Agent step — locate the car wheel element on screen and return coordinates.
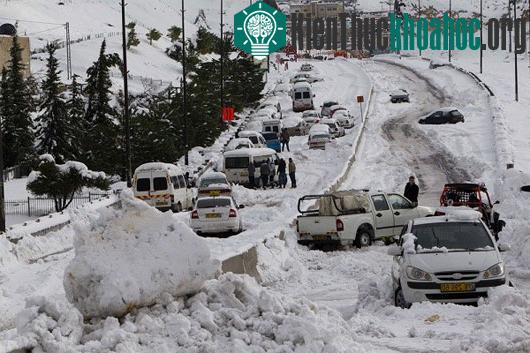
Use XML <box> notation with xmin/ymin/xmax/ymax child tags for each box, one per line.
<box><xmin>355</xmin><ymin>230</ymin><xmax>372</xmax><ymax>248</ymax></box>
<box><xmin>391</xmin><ymin>99</ymin><xmax>396</xmax><ymax>103</ymax></box>
<box><xmin>395</xmin><ymin>287</ymin><xmax>411</xmax><ymax>309</ymax></box>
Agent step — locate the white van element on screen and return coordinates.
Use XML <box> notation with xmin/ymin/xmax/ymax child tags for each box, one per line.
<box><xmin>262</xmin><ymin>119</ymin><xmax>283</xmax><ymax>134</ymax></box>
<box><xmin>238</xmin><ymin>131</ymin><xmax>267</xmax><ymax>148</ymax></box>
<box><xmin>223</xmin><ymin>148</ymin><xmax>279</xmax><ymax>186</ymax></box>
<box><xmin>292</xmin><ymin>82</ymin><xmax>315</xmax><ymax>112</ymax></box>
<box><xmin>308</xmin><ymin>124</ymin><xmax>332</xmax><ymax>150</ymax></box>
<box><xmin>133</xmin><ymin>162</ymin><xmax>194</xmax><ymax>212</ymax></box>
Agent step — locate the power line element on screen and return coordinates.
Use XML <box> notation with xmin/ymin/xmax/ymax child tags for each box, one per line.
<box><xmin>26</xmin><ymin>25</ymin><xmax>66</xmax><ymax>36</ymax></box>
<box><xmin>0</xmin><ymin>16</ymin><xmax>65</xmax><ymax>26</ymax></box>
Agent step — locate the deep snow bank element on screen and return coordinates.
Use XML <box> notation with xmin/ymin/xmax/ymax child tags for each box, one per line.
<box><xmin>63</xmin><ymin>191</ymin><xmax>219</xmax><ymax>318</ymax></box>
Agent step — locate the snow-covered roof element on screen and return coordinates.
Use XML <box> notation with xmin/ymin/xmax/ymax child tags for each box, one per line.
<box><xmin>223</xmin><ymin>147</ymin><xmax>277</xmax><ymax>158</ymax></box>
<box><xmin>283</xmin><ymin>117</ymin><xmax>303</xmax><ymax>128</ymax></box>
<box><xmin>134</xmin><ymin>162</ymin><xmax>183</xmax><ymax>174</ymax></box>
<box><xmin>413</xmin><ymin>212</ymin><xmax>481</xmax><ymax>225</ymax></box>
<box><xmin>239</xmin><ymin>130</ymin><xmax>264</xmax><ymax>138</ymax></box>
<box><xmin>199</xmin><ymin>171</ymin><xmax>227</xmax><ymax>181</ymax></box>
<box><xmin>309</xmin><ymin>124</ymin><xmax>330</xmax><ymax>134</ymax></box>
<box><xmin>438</xmin><ymin>107</ymin><xmax>461</xmax><ymax>112</ymax></box>
<box><xmin>321</xmin><ymin>118</ymin><xmax>338</xmax><ymax>124</ymax></box>
<box><xmin>329</xmin><ymin>105</ymin><xmax>347</xmax><ymax>111</ymax></box>
<box><xmin>293</xmin><ymin>81</ymin><xmax>311</xmax><ymax>89</ymax></box>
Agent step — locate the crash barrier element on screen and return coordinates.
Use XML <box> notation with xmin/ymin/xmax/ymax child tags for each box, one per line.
<box><xmin>381</xmin><ymin>56</ymin><xmax>515</xmax><ymax>173</ymax></box>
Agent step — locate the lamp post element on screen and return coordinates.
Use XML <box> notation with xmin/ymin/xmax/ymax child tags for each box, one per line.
<box><xmin>448</xmin><ymin>0</ymin><xmax>452</xmax><ymax>62</ymax></box>
<box><xmin>181</xmin><ymin>0</ymin><xmax>189</xmax><ymax>165</ymax></box>
<box><xmin>480</xmin><ymin>0</ymin><xmax>483</xmax><ymax>73</ymax></box>
<box><xmin>121</xmin><ymin>0</ymin><xmax>132</xmax><ymax>187</ymax></box>
<box><xmin>418</xmin><ymin>0</ymin><xmax>421</xmax><ymax>56</ymax></box>
<box><xmin>512</xmin><ymin>0</ymin><xmax>518</xmax><ymax>101</ymax></box>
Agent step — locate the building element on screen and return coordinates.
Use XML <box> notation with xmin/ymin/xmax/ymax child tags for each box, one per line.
<box><xmin>290</xmin><ymin>1</ymin><xmax>345</xmax><ymax>19</ymax></box>
<box><xmin>0</xmin><ymin>35</ymin><xmax>31</xmax><ymax>79</ymax></box>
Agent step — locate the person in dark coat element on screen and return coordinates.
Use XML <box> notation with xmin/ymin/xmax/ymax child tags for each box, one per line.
<box><xmin>288</xmin><ymin>158</ymin><xmax>297</xmax><ymax>188</ymax></box>
<box><xmin>260</xmin><ymin>161</ymin><xmax>270</xmax><ymax>189</ymax></box>
<box><xmin>247</xmin><ymin>162</ymin><xmax>256</xmax><ymax>188</ymax></box>
<box><xmin>404</xmin><ymin>176</ymin><xmax>419</xmax><ymax>206</ymax></box>
<box><xmin>278</xmin><ymin>158</ymin><xmax>287</xmax><ymax>188</ymax></box>
<box><xmin>281</xmin><ymin>129</ymin><xmax>290</xmax><ymax>152</ymax></box>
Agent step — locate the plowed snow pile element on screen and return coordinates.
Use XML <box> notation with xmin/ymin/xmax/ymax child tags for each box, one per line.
<box><xmin>64</xmin><ymin>191</ymin><xmax>219</xmax><ymax>318</ymax></box>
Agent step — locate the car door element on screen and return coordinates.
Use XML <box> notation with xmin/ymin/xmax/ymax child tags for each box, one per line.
<box><xmin>427</xmin><ymin>111</ymin><xmax>443</xmax><ymax>124</ymax></box>
<box><xmin>370</xmin><ymin>194</ymin><xmax>395</xmax><ymax>238</ymax></box>
<box><xmin>386</xmin><ymin>194</ymin><xmax>418</xmax><ymax>236</ymax></box>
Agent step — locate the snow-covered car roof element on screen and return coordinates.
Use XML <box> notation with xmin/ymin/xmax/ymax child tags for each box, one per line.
<box><xmin>390</xmin><ymin>89</ymin><xmax>408</xmax><ymax>96</ymax></box>
<box><xmin>333</xmin><ymin>110</ymin><xmax>351</xmax><ymax>118</ymax></box>
<box><xmin>134</xmin><ymin>162</ymin><xmax>183</xmax><ymax>174</ymax></box>
<box><xmin>262</xmin><ymin>119</ymin><xmax>282</xmax><ymax>125</ymax></box>
<box><xmin>437</xmin><ymin>107</ymin><xmax>461</xmax><ymax>112</ymax></box>
<box><xmin>223</xmin><ymin>147</ymin><xmax>277</xmax><ymax>158</ymax></box>
<box><xmin>293</xmin><ymin>81</ymin><xmax>311</xmax><ymax>88</ymax></box>
<box><xmin>283</xmin><ymin>117</ymin><xmax>303</xmax><ymax>128</ymax></box>
<box><xmin>329</xmin><ymin>105</ymin><xmax>347</xmax><ymax>111</ymax></box>
<box><xmin>226</xmin><ymin>138</ymin><xmax>254</xmax><ymax>150</ymax></box>
<box><xmin>413</xmin><ymin>212</ymin><xmax>482</xmax><ymax>226</ymax></box>
<box><xmin>239</xmin><ymin>130</ymin><xmax>264</xmax><ymax>138</ymax></box>
<box><xmin>302</xmin><ymin>110</ymin><xmax>319</xmax><ymax>116</ymax></box>
<box><xmin>309</xmin><ymin>124</ymin><xmax>330</xmax><ymax>134</ymax></box>
<box><xmin>199</xmin><ymin>172</ymin><xmax>227</xmax><ymax>181</ymax></box>
<box><xmin>321</xmin><ymin>118</ymin><xmax>338</xmax><ymax>124</ymax></box>
<box><xmin>242</xmin><ymin>121</ymin><xmax>263</xmax><ymax>132</ymax></box>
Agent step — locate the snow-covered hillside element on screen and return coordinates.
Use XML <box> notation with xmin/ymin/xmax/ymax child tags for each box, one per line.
<box><xmin>2</xmin><ymin>0</ymin><xmax>248</xmax><ymax>91</ymax></box>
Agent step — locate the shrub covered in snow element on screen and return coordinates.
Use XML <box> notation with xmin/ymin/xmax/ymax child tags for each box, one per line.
<box><xmin>63</xmin><ymin>191</ymin><xmax>220</xmax><ymax>318</ymax></box>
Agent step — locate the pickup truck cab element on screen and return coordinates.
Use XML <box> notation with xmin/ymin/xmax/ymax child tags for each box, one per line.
<box><xmin>296</xmin><ymin>190</ymin><xmax>433</xmax><ymax>248</ymax></box>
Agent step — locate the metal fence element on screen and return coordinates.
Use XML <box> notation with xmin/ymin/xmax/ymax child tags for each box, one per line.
<box><xmin>5</xmin><ymin>193</ymin><xmax>110</xmax><ymax>217</ymax></box>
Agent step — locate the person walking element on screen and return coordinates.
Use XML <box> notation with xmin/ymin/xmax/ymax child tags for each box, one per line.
<box><xmin>260</xmin><ymin>161</ymin><xmax>270</xmax><ymax>189</ymax></box>
<box><xmin>404</xmin><ymin>176</ymin><xmax>419</xmax><ymax>206</ymax></box>
<box><xmin>281</xmin><ymin>129</ymin><xmax>290</xmax><ymax>152</ymax></box>
<box><xmin>278</xmin><ymin>158</ymin><xmax>287</xmax><ymax>188</ymax></box>
<box><xmin>247</xmin><ymin>162</ymin><xmax>256</xmax><ymax>188</ymax></box>
<box><xmin>288</xmin><ymin>158</ymin><xmax>297</xmax><ymax>188</ymax></box>
<box><xmin>268</xmin><ymin>158</ymin><xmax>276</xmax><ymax>187</ymax></box>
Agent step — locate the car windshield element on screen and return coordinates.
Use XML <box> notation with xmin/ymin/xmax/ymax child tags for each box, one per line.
<box><xmin>411</xmin><ymin>222</ymin><xmax>494</xmax><ymax>251</ymax></box>
<box><xmin>246</xmin><ymin>136</ymin><xmax>258</xmax><ymax>144</ymax></box>
<box><xmin>200</xmin><ymin>178</ymin><xmax>227</xmax><ymax>187</ymax></box>
<box><xmin>197</xmin><ymin>198</ymin><xmax>231</xmax><ymax>208</ymax></box>
<box><xmin>225</xmin><ymin>157</ymin><xmax>249</xmax><ymax>169</ymax></box>
<box><xmin>311</xmin><ymin>134</ymin><xmax>329</xmax><ymax>140</ymax></box>
<box><xmin>262</xmin><ymin>132</ymin><xmax>279</xmax><ymax>140</ymax></box>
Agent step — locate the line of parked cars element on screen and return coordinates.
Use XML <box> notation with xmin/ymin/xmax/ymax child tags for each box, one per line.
<box><xmin>305</xmin><ymin>100</ymin><xmax>356</xmax><ymax>150</ymax></box>
<box><xmin>295</xmin><ymin>182</ymin><xmax>509</xmax><ymax>308</ymax></box>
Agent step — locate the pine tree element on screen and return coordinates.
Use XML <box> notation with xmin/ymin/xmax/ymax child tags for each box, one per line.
<box><xmin>146</xmin><ymin>28</ymin><xmax>162</xmax><ymax>45</ymax></box>
<box><xmin>0</xmin><ymin>68</ymin><xmax>8</xmax><ymax>165</ymax></box>
<box><xmin>83</xmin><ymin>40</ymin><xmax>119</xmax><ymax>174</ymax></box>
<box><xmin>167</xmin><ymin>26</ymin><xmax>182</xmax><ymax>43</ymax></box>
<box><xmin>2</xmin><ymin>35</ymin><xmax>35</xmax><ymax>168</ymax></box>
<box><xmin>126</xmin><ymin>22</ymin><xmax>140</xmax><ymax>49</ymax></box>
<box><xmin>66</xmin><ymin>75</ymin><xmax>85</xmax><ymax>159</ymax></box>
<box><xmin>35</xmin><ymin>43</ymin><xmax>71</xmax><ymax>162</ymax></box>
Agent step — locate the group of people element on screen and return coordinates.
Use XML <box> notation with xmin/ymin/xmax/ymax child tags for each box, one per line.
<box><xmin>247</xmin><ymin>158</ymin><xmax>297</xmax><ymax>189</ymax></box>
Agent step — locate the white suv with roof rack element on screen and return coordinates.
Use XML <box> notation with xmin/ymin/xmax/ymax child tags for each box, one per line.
<box><xmin>388</xmin><ymin>214</ymin><xmax>509</xmax><ymax>308</ymax></box>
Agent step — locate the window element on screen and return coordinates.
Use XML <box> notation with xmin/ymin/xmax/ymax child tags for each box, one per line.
<box><xmin>371</xmin><ymin>195</ymin><xmax>390</xmax><ymax>211</ymax></box>
<box><xmin>248</xmin><ymin>136</ymin><xmax>259</xmax><ymax>144</ymax></box>
<box><xmin>197</xmin><ymin>198</ymin><xmax>231</xmax><ymax>208</ymax></box>
<box><xmin>153</xmin><ymin>177</ymin><xmax>168</xmax><ymax>191</ymax></box>
<box><xmin>171</xmin><ymin>176</ymin><xmax>180</xmax><ymax>189</ymax></box>
<box><xmin>451</xmin><ymin>110</ymin><xmax>462</xmax><ymax>116</ymax></box>
<box><xmin>178</xmin><ymin>175</ymin><xmax>187</xmax><ymax>188</ymax></box>
<box><xmin>200</xmin><ymin>178</ymin><xmax>227</xmax><ymax>188</ymax></box>
<box><xmin>225</xmin><ymin>157</ymin><xmax>249</xmax><ymax>169</ymax></box>
<box><xmin>303</xmin><ymin>92</ymin><xmax>310</xmax><ymax>99</ymax></box>
<box><xmin>387</xmin><ymin>194</ymin><xmax>413</xmax><ymax>209</ymax></box>
<box><xmin>411</xmin><ymin>222</ymin><xmax>493</xmax><ymax>250</ymax></box>
<box><xmin>295</xmin><ymin>92</ymin><xmax>302</xmax><ymax>99</ymax></box>
<box><xmin>136</xmin><ymin>178</ymin><xmax>150</xmax><ymax>192</ymax></box>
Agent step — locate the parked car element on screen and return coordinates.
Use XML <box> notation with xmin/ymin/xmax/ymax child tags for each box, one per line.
<box><xmin>307</xmin><ymin>124</ymin><xmax>332</xmax><ymax>150</ymax></box>
<box><xmin>259</xmin><ymin>97</ymin><xmax>282</xmax><ymax>118</ymax></box>
<box><xmin>262</xmin><ymin>119</ymin><xmax>283</xmax><ymax>134</ymax></box>
<box><xmin>133</xmin><ymin>162</ymin><xmax>194</xmax><ymax>212</ymax></box>
<box><xmin>292</xmin><ymin>82</ymin><xmax>315</xmax><ymax>112</ymax></box>
<box><xmin>290</xmin><ymin>73</ymin><xmax>322</xmax><ymax>84</ymax></box>
<box><xmin>296</xmin><ymin>191</ymin><xmax>433</xmax><ymax>248</ymax></box>
<box><xmin>390</xmin><ymin>89</ymin><xmax>410</xmax><ymax>103</ymax></box>
<box><xmin>419</xmin><ymin>108</ymin><xmax>465</xmax><ymax>124</ymax></box>
<box><xmin>223</xmin><ymin>147</ymin><xmax>279</xmax><ymax>186</ymax></box>
<box><xmin>437</xmin><ymin>183</ymin><xmax>505</xmax><ymax>239</ymax></box>
<box><xmin>262</xmin><ymin>131</ymin><xmax>281</xmax><ymax>152</ymax></box>
<box><xmin>333</xmin><ymin>110</ymin><xmax>355</xmax><ymax>129</ymax></box>
<box><xmin>388</xmin><ymin>214</ymin><xmax>509</xmax><ymax>308</ymax></box>
<box><xmin>190</xmin><ymin>196</ymin><xmax>244</xmax><ymax>235</ymax></box>
<box><xmin>238</xmin><ymin>131</ymin><xmax>267</xmax><ymax>148</ymax></box>
<box><xmin>283</xmin><ymin>116</ymin><xmax>309</xmax><ymax>136</ymax></box>
<box><xmin>226</xmin><ymin>138</ymin><xmax>255</xmax><ymax>151</ymax></box>
<box><xmin>321</xmin><ymin>101</ymin><xmax>339</xmax><ymax>117</ymax></box>
<box><xmin>300</xmin><ymin>63</ymin><xmax>313</xmax><ymax>72</ymax></box>
<box><xmin>197</xmin><ymin>172</ymin><xmax>232</xmax><ymax>197</ymax></box>
<box><xmin>328</xmin><ymin>104</ymin><xmax>348</xmax><ymax>118</ymax></box>
<box><xmin>302</xmin><ymin>110</ymin><xmax>321</xmax><ymax>127</ymax></box>
<box><xmin>320</xmin><ymin>118</ymin><xmax>345</xmax><ymax>138</ymax></box>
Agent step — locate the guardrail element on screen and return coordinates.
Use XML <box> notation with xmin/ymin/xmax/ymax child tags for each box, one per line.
<box><xmin>5</xmin><ymin>193</ymin><xmax>110</xmax><ymax>217</ymax></box>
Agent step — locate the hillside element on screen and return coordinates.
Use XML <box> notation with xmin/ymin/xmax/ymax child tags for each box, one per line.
<box><xmin>1</xmin><ymin>0</ymin><xmax>248</xmax><ymax>92</ymax></box>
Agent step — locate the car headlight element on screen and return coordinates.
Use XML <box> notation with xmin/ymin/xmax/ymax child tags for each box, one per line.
<box><xmin>406</xmin><ymin>266</ymin><xmax>432</xmax><ymax>281</ymax></box>
<box><xmin>484</xmin><ymin>263</ymin><xmax>504</xmax><ymax>279</ymax></box>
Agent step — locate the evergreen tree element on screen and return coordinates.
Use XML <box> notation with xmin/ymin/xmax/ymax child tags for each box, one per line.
<box><xmin>196</xmin><ymin>27</ymin><xmax>219</xmax><ymax>54</ymax></box>
<box><xmin>83</xmin><ymin>40</ymin><xmax>119</xmax><ymax>174</ymax></box>
<box><xmin>66</xmin><ymin>74</ymin><xmax>85</xmax><ymax>160</ymax></box>
<box><xmin>146</xmin><ymin>28</ymin><xmax>162</xmax><ymax>45</ymax></box>
<box><xmin>35</xmin><ymin>43</ymin><xmax>71</xmax><ymax>162</ymax></box>
<box><xmin>126</xmin><ymin>22</ymin><xmax>140</xmax><ymax>49</ymax></box>
<box><xmin>0</xmin><ymin>68</ymin><xmax>8</xmax><ymax>165</ymax></box>
<box><xmin>2</xmin><ymin>35</ymin><xmax>35</xmax><ymax>167</ymax></box>
<box><xmin>167</xmin><ymin>26</ymin><xmax>182</xmax><ymax>43</ymax></box>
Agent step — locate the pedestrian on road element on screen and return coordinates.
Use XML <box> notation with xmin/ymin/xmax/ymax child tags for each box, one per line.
<box><xmin>278</xmin><ymin>158</ymin><xmax>287</xmax><ymax>188</ymax></box>
<box><xmin>260</xmin><ymin>161</ymin><xmax>270</xmax><ymax>189</ymax></box>
<box><xmin>269</xmin><ymin>158</ymin><xmax>275</xmax><ymax>186</ymax></box>
<box><xmin>281</xmin><ymin>129</ymin><xmax>290</xmax><ymax>152</ymax></box>
<box><xmin>247</xmin><ymin>162</ymin><xmax>256</xmax><ymax>188</ymax></box>
<box><xmin>288</xmin><ymin>158</ymin><xmax>297</xmax><ymax>188</ymax></box>
<box><xmin>404</xmin><ymin>176</ymin><xmax>419</xmax><ymax>206</ymax></box>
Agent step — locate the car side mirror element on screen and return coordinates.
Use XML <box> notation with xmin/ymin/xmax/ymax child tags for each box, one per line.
<box><xmin>387</xmin><ymin>245</ymin><xmax>403</xmax><ymax>256</ymax></box>
<box><xmin>494</xmin><ymin>200</ymin><xmax>500</xmax><ymax>205</ymax></box>
<box><xmin>497</xmin><ymin>243</ymin><xmax>510</xmax><ymax>252</ymax></box>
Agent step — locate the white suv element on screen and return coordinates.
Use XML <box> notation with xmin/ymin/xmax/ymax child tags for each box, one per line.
<box><xmin>388</xmin><ymin>214</ymin><xmax>509</xmax><ymax>308</ymax></box>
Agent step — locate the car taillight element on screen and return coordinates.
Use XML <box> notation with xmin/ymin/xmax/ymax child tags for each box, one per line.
<box><xmin>434</xmin><ymin>211</ymin><xmax>445</xmax><ymax>216</ymax></box>
<box><xmin>191</xmin><ymin>210</ymin><xmax>199</xmax><ymax>219</ymax></box>
<box><xmin>336</xmin><ymin>219</ymin><xmax>344</xmax><ymax>232</ymax></box>
<box><xmin>229</xmin><ymin>209</ymin><xmax>237</xmax><ymax>218</ymax></box>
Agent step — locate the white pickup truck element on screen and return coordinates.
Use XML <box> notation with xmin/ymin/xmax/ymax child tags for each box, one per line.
<box><xmin>296</xmin><ymin>190</ymin><xmax>433</xmax><ymax>248</ymax></box>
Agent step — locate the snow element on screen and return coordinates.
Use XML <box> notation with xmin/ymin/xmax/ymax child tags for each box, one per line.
<box><xmin>63</xmin><ymin>190</ymin><xmax>219</xmax><ymax>318</ymax></box>
<box><xmin>402</xmin><ymin>233</ymin><xmax>417</xmax><ymax>254</ymax></box>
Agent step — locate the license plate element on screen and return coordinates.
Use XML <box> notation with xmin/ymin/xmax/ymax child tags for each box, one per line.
<box><xmin>313</xmin><ymin>235</ymin><xmax>329</xmax><ymax>241</ymax></box>
<box><xmin>440</xmin><ymin>283</ymin><xmax>475</xmax><ymax>292</ymax></box>
<box><xmin>206</xmin><ymin>213</ymin><xmax>221</xmax><ymax>219</ymax></box>
<box><xmin>156</xmin><ymin>201</ymin><xmax>168</xmax><ymax>206</ymax></box>
<box><xmin>209</xmin><ymin>190</ymin><xmax>221</xmax><ymax>196</ymax></box>
<box><xmin>240</xmin><ymin>172</ymin><xmax>248</xmax><ymax>177</ymax></box>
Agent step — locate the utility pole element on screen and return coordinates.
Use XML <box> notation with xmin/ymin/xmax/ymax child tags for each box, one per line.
<box><xmin>480</xmin><ymin>0</ymin><xmax>484</xmax><ymax>73</ymax></box>
<box><xmin>418</xmin><ymin>0</ymin><xmax>421</xmax><ymax>56</ymax></box>
<box><xmin>220</xmin><ymin>0</ymin><xmax>225</xmax><ymax>121</ymax></box>
<box><xmin>181</xmin><ymin>0</ymin><xmax>189</xmax><ymax>166</ymax></box>
<box><xmin>448</xmin><ymin>0</ymin><xmax>452</xmax><ymax>62</ymax></box>
<box><xmin>121</xmin><ymin>0</ymin><xmax>132</xmax><ymax>187</ymax></box>
<box><xmin>513</xmin><ymin>0</ymin><xmax>518</xmax><ymax>101</ymax></box>
<box><xmin>65</xmin><ymin>22</ymin><xmax>72</xmax><ymax>80</ymax></box>
<box><xmin>0</xmin><ymin>116</ymin><xmax>5</xmax><ymax>234</ymax></box>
